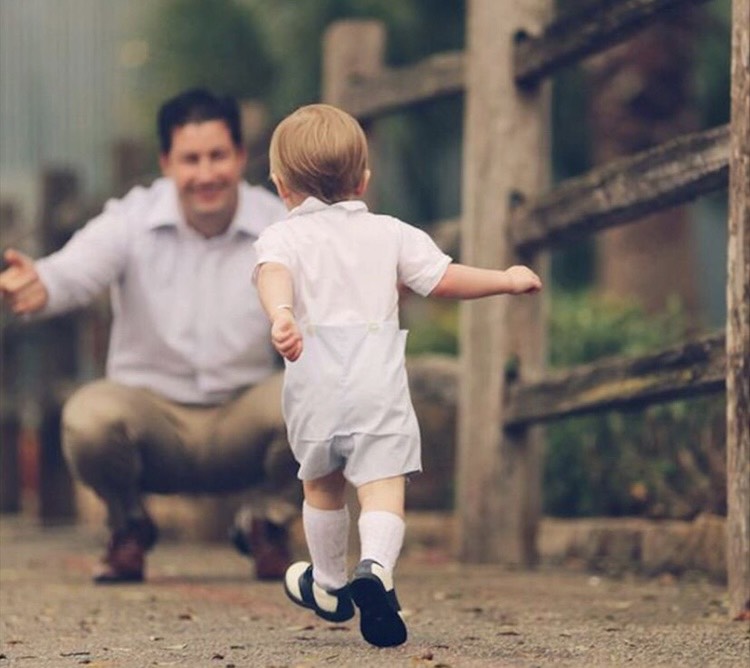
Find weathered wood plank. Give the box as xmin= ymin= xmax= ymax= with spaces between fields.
xmin=458 ymin=0 xmax=550 ymax=567
xmin=323 ymin=20 xmax=387 ymax=211
xmin=514 ymin=0 xmax=711 ymax=87
xmin=504 ymin=333 xmax=726 ymax=428
xmin=726 ymin=0 xmax=750 ymax=620
xmin=334 ymin=51 xmax=464 ymax=119
xmin=510 ymin=125 xmax=729 ymax=253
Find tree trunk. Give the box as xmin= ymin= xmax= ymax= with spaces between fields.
xmin=586 ymin=10 xmax=700 ymax=322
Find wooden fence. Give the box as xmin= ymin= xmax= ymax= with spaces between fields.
xmin=322 ymin=0 xmax=749 ymax=619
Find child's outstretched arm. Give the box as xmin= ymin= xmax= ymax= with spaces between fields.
xmin=255 ymin=262 xmax=303 ymax=361
xmin=429 ymin=263 xmax=542 ymax=299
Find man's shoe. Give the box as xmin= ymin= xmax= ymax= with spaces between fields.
xmin=229 ymin=515 xmax=292 ymax=581
xmin=93 ymin=517 xmax=158 ymax=585
xmin=284 ymin=561 xmax=355 ymax=622
xmin=350 ymin=559 xmax=407 ymax=647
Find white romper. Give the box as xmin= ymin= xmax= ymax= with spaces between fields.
xmin=254 ymin=197 xmax=451 ymax=486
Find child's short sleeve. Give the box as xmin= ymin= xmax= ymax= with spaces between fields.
xmin=397 ymin=222 xmax=452 ymax=296
xmin=253 ymin=223 xmax=294 ymax=284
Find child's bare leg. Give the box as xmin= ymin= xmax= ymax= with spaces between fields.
xmin=302 ymin=470 xmax=349 ymax=590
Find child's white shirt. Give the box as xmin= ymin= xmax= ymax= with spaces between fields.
xmin=253 ymin=196 xmax=451 ymax=462
xmin=253 ymin=197 xmax=452 ymax=326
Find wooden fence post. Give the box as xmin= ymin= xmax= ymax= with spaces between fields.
xmin=0 ymin=200 xmax=21 ymax=513
xmin=323 ymin=20 xmax=385 ymax=209
xmin=34 ymin=167 xmax=80 ymax=523
xmin=726 ymin=0 xmax=750 ymax=620
xmin=457 ymin=0 xmax=551 ymax=564
xmin=322 ymin=20 xmax=384 ymax=109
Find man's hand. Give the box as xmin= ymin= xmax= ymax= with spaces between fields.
xmin=271 ymin=310 xmax=303 ymax=361
xmin=0 ymin=249 xmax=48 ymax=314
xmin=505 ymin=265 xmax=543 ymax=295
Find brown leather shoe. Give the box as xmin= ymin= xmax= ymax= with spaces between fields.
xmin=230 ymin=516 xmax=292 ymax=581
xmin=93 ymin=517 xmax=158 ymax=585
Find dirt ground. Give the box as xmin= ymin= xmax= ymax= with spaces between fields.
xmin=0 ymin=515 xmax=748 ymax=668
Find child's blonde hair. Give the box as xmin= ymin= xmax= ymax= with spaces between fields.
xmin=269 ymin=104 xmax=368 ymax=204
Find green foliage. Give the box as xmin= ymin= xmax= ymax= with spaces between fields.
xmin=548 ymin=291 xmax=685 ymax=367
xmin=405 ymin=301 xmax=459 ymax=357
xmin=544 ymin=291 xmax=725 ymax=519
xmin=143 ymin=0 xmax=274 ymax=102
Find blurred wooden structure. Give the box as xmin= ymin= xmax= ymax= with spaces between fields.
xmin=322 ymin=0 xmax=748 ymax=618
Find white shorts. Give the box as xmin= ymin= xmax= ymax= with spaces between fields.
xmin=292 ymin=431 xmax=422 ymax=487
xmin=282 ymin=322 xmax=422 ymax=487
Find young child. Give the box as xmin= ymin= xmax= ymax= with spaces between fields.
xmin=254 ymin=103 xmax=542 ymax=648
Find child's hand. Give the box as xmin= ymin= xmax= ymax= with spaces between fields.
xmin=506 ymin=265 xmax=543 ymax=294
xmin=271 ymin=311 xmax=303 ymax=361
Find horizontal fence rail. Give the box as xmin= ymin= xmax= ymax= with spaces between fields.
xmin=504 ymin=332 xmax=726 ymax=428
xmin=335 ymin=51 xmax=464 ymax=119
xmin=513 ymin=0 xmax=712 ymax=87
xmin=509 ymin=125 xmax=729 ymax=254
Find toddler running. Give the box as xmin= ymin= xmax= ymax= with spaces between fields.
xmin=254 ymin=103 xmax=542 ymax=647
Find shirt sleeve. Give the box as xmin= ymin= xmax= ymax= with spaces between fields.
xmin=252 ymin=223 xmax=294 ymax=284
xmin=396 ymin=221 xmax=453 ymax=296
xmin=35 ymin=201 xmax=129 ymax=317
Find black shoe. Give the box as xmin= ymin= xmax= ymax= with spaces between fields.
xmin=350 ymin=559 xmax=407 ymax=647
xmin=284 ymin=561 xmax=355 ymax=622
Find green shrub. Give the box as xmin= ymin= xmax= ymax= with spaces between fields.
xmin=544 ymin=291 xmax=725 ymax=518
xmin=403 ymin=290 xmax=726 ymax=519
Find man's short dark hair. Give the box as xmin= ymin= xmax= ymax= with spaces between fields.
xmin=157 ymin=88 xmax=243 ymax=154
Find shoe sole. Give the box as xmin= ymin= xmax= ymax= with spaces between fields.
xmin=350 ymin=574 xmax=407 ymax=647
xmin=93 ymin=572 xmax=144 ymax=585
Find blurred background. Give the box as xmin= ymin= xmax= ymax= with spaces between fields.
xmin=0 ymin=0 xmax=733 ymax=523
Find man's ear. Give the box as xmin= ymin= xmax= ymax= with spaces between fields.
xmin=159 ymin=153 xmax=171 ymax=177
xmin=354 ymin=169 xmax=371 ymax=196
xmin=236 ymin=146 xmax=248 ymax=172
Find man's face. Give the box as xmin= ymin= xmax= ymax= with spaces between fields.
xmin=159 ymin=120 xmax=247 ymax=235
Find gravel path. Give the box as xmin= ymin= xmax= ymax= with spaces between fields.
xmin=1 ymin=517 xmax=747 ymax=667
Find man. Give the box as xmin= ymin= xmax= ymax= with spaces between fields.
xmin=0 ymin=88 xmax=300 ymax=584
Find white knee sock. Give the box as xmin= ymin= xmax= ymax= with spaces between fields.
xmin=302 ymin=502 xmax=350 ymax=591
xmin=358 ymin=510 xmax=405 ymax=573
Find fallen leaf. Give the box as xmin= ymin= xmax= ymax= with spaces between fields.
xmin=497 ymin=628 xmax=520 ymax=636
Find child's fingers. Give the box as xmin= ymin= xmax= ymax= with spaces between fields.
xmin=273 ymin=329 xmax=303 ymax=361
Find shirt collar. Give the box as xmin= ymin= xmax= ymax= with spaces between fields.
xmin=287 ymin=196 xmax=368 ymax=218
xmin=145 ymin=179 xmax=266 ymax=238
xmin=145 ymin=178 xmax=181 ymax=230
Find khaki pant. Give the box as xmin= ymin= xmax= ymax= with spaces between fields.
xmin=61 ymin=374 xmax=301 ymax=532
